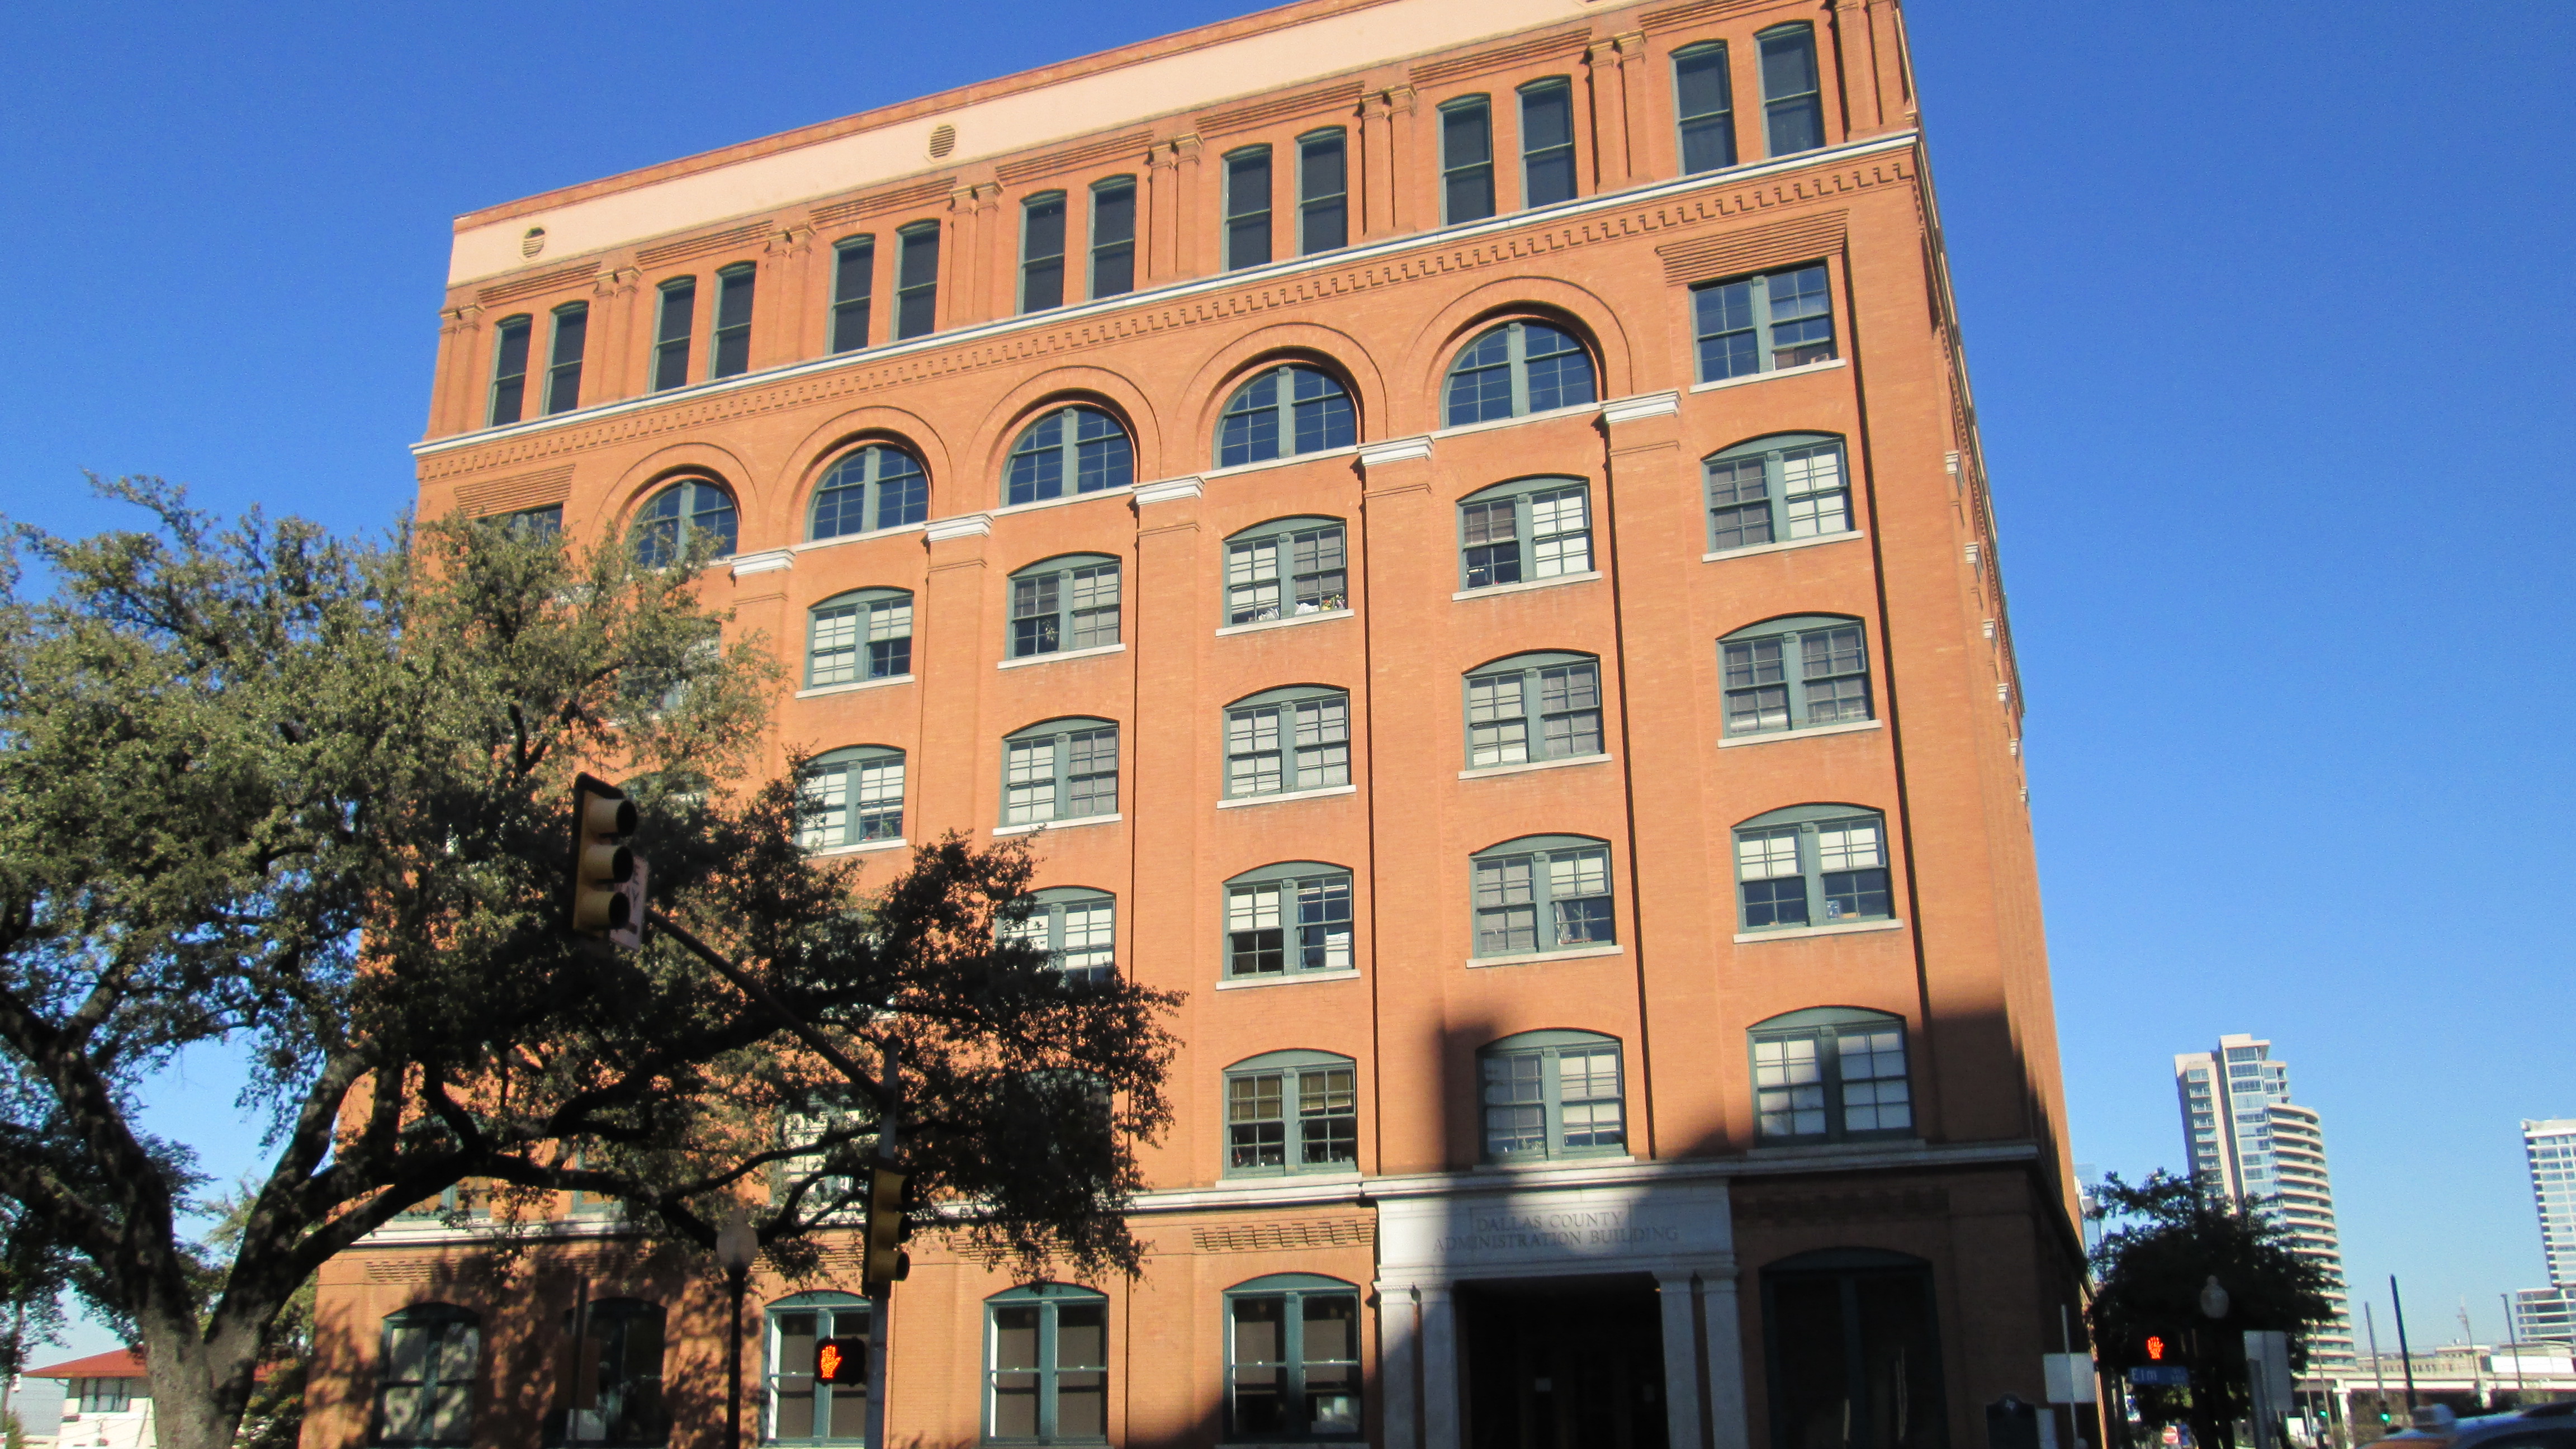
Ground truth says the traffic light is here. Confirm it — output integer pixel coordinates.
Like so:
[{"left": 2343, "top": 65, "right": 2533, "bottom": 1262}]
[
  {"left": 569, "top": 773, "right": 647, "bottom": 949},
  {"left": 815, "top": 1337, "right": 866, "bottom": 1385},
  {"left": 860, "top": 1165, "right": 912, "bottom": 1296}
]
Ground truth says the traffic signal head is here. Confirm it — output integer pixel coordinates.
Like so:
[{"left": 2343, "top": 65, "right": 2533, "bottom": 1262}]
[
  {"left": 569, "top": 774, "right": 647, "bottom": 948},
  {"left": 861, "top": 1166, "right": 912, "bottom": 1297}
]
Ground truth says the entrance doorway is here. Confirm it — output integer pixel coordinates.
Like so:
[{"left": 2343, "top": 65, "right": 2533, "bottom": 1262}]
[
  {"left": 1461, "top": 1278, "right": 1669, "bottom": 1449},
  {"left": 1759, "top": 1249, "right": 1949, "bottom": 1449}
]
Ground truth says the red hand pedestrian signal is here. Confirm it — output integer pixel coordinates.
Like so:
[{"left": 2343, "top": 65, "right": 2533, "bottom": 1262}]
[
  {"left": 2144, "top": 1335, "right": 2167, "bottom": 1362},
  {"left": 816, "top": 1337, "right": 865, "bottom": 1384},
  {"left": 817, "top": 1342, "right": 844, "bottom": 1382}
]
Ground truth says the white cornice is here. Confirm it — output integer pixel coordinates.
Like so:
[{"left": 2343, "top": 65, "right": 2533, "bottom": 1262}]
[
  {"left": 1356, "top": 437, "right": 1433, "bottom": 468},
  {"left": 1133, "top": 477, "right": 1205, "bottom": 505},
  {"left": 923, "top": 514, "right": 992, "bottom": 542}
]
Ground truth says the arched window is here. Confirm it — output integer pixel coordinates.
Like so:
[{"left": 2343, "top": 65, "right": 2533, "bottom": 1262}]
[
  {"left": 1002, "top": 887, "right": 1116, "bottom": 983},
  {"left": 1008, "top": 555, "right": 1120, "bottom": 659},
  {"left": 1442, "top": 321, "right": 1597, "bottom": 426},
  {"left": 1471, "top": 835, "right": 1614, "bottom": 960},
  {"left": 1674, "top": 41, "right": 1737, "bottom": 174},
  {"left": 558, "top": 1298, "right": 666, "bottom": 1447},
  {"left": 766, "top": 1291, "right": 871, "bottom": 1446},
  {"left": 1002, "top": 718, "right": 1120, "bottom": 827},
  {"left": 489, "top": 314, "right": 533, "bottom": 426},
  {"left": 808, "top": 588, "right": 913, "bottom": 688},
  {"left": 631, "top": 479, "right": 737, "bottom": 566},
  {"left": 1519, "top": 79, "right": 1577, "bottom": 206},
  {"left": 1758, "top": 22, "right": 1825, "bottom": 157},
  {"left": 986, "top": 1284, "right": 1110, "bottom": 1443},
  {"left": 1732, "top": 804, "right": 1893, "bottom": 932},
  {"left": 374, "top": 1303, "right": 480, "bottom": 1447},
  {"left": 1005, "top": 407, "right": 1134, "bottom": 505},
  {"left": 800, "top": 746, "right": 905, "bottom": 850},
  {"left": 1224, "top": 686, "right": 1351, "bottom": 799},
  {"left": 1720, "top": 616, "right": 1871, "bottom": 737},
  {"left": 1217, "top": 365, "right": 1356, "bottom": 468},
  {"left": 1462, "top": 651, "right": 1603, "bottom": 768},
  {"left": 1457, "top": 476, "right": 1591, "bottom": 590},
  {"left": 1224, "top": 863, "right": 1355, "bottom": 979},
  {"left": 811, "top": 444, "right": 929, "bottom": 539},
  {"left": 1223, "top": 1050, "right": 1358, "bottom": 1176},
  {"left": 1705, "top": 433, "right": 1850, "bottom": 552},
  {"left": 1480, "top": 1030, "right": 1625, "bottom": 1161},
  {"left": 1225, "top": 1274, "right": 1363, "bottom": 1440},
  {"left": 1761, "top": 1249, "right": 1945, "bottom": 1449},
  {"left": 1223, "top": 517, "right": 1348, "bottom": 626},
  {"left": 1748, "top": 1008, "right": 1912, "bottom": 1143}
]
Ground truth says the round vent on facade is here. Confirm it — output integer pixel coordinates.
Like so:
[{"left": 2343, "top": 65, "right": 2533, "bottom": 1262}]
[
  {"left": 521, "top": 226, "right": 547, "bottom": 258},
  {"left": 927, "top": 123, "right": 957, "bottom": 159}
]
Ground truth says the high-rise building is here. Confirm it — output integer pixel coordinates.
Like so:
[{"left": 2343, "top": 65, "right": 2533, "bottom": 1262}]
[
  {"left": 2508, "top": 1119, "right": 2576, "bottom": 1345},
  {"left": 2174, "top": 1035, "right": 2353, "bottom": 1365},
  {"left": 307, "top": 1, "right": 2084, "bottom": 1446}
]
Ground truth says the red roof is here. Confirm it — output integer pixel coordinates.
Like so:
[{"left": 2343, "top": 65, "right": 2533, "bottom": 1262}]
[{"left": 24, "top": 1348, "right": 146, "bottom": 1380}]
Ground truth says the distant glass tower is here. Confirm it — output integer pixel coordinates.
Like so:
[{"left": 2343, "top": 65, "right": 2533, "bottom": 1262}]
[
  {"left": 2510, "top": 1120, "right": 2576, "bottom": 1344},
  {"left": 2174, "top": 1034, "right": 2354, "bottom": 1366}
]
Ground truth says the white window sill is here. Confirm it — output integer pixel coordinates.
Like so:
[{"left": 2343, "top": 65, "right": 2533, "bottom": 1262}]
[
  {"left": 1216, "top": 608, "right": 1354, "bottom": 638},
  {"left": 1202, "top": 444, "right": 1361, "bottom": 482},
  {"left": 1703, "top": 528, "right": 1864, "bottom": 564},
  {"left": 1718, "top": 718, "right": 1882, "bottom": 749},
  {"left": 993, "top": 812, "right": 1121, "bottom": 837},
  {"left": 997, "top": 642, "right": 1125, "bottom": 670},
  {"left": 792, "top": 521, "right": 929, "bottom": 553},
  {"left": 1459, "top": 753, "right": 1612, "bottom": 781},
  {"left": 1472, "top": 1154, "right": 1636, "bottom": 1173},
  {"left": 1745, "top": 1135, "right": 1926, "bottom": 1159},
  {"left": 1467, "top": 943, "right": 1623, "bottom": 969},
  {"left": 1429, "top": 400, "right": 1603, "bottom": 441},
  {"left": 1733, "top": 917, "right": 1906, "bottom": 944},
  {"left": 1452, "top": 570, "right": 1601, "bottom": 602},
  {"left": 1214, "top": 967, "right": 1361, "bottom": 991},
  {"left": 795, "top": 674, "right": 915, "bottom": 699},
  {"left": 1688, "top": 357, "right": 1847, "bottom": 395},
  {"left": 808, "top": 837, "right": 909, "bottom": 858},
  {"left": 1216, "top": 783, "right": 1357, "bottom": 810},
  {"left": 988, "top": 484, "right": 1134, "bottom": 519},
  {"left": 1218, "top": 1169, "right": 1363, "bottom": 1185}
]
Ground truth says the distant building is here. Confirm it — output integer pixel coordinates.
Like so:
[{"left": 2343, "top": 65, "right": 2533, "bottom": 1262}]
[
  {"left": 23, "top": 1349, "right": 152, "bottom": 1449},
  {"left": 2526, "top": 1120, "right": 2576, "bottom": 1287},
  {"left": 2175, "top": 1034, "right": 2354, "bottom": 1365},
  {"left": 2512, "top": 1286, "right": 2576, "bottom": 1346}
]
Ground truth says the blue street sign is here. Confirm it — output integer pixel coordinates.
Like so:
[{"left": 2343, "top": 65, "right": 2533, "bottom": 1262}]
[{"left": 2129, "top": 1366, "right": 2190, "bottom": 1387}]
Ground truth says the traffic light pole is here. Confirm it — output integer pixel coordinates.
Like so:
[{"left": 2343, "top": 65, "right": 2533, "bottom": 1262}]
[{"left": 865, "top": 1050, "right": 898, "bottom": 1449}]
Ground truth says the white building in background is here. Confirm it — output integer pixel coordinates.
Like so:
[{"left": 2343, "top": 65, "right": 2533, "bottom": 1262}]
[
  {"left": 2508, "top": 1119, "right": 2576, "bottom": 1346},
  {"left": 23, "top": 1349, "right": 152, "bottom": 1449},
  {"left": 2175, "top": 1034, "right": 2354, "bottom": 1365}
]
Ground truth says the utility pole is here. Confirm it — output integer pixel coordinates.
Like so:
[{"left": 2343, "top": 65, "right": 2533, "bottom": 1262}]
[
  {"left": 2390, "top": 1277, "right": 2418, "bottom": 1414},
  {"left": 2501, "top": 1293, "right": 2527, "bottom": 1407},
  {"left": 2365, "top": 1303, "right": 2388, "bottom": 1429}
]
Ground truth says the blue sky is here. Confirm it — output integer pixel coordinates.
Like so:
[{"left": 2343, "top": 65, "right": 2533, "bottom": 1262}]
[{"left": 4, "top": 0, "right": 2572, "bottom": 1368}]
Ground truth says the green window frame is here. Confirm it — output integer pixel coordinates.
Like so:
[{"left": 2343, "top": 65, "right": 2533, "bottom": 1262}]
[
  {"left": 799, "top": 746, "right": 905, "bottom": 850},
  {"left": 489, "top": 314, "right": 532, "bottom": 426},
  {"left": 1223, "top": 517, "right": 1348, "bottom": 625},
  {"left": 374, "top": 1304, "right": 480, "bottom": 1447},
  {"left": 1441, "top": 321, "right": 1598, "bottom": 426},
  {"left": 557, "top": 1298, "right": 667, "bottom": 1447},
  {"left": 1704, "top": 433, "right": 1852, "bottom": 550},
  {"left": 544, "top": 302, "right": 588, "bottom": 415},
  {"left": 1297, "top": 130, "right": 1348, "bottom": 255},
  {"left": 1439, "top": 95, "right": 1494, "bottom": 224},
  {"left": 1002, "top": 887, "right": 1117, "bottom": 984},
  {"left": 1758, "top": 22, "right": 1825, "bottom": 157},
  {"left": 1224, "top": 145, "right": 1273, "bottom": 271},
  {"left": 984, "top": 1284, "right": 1110, "bottom": 1444},
  {"left": 650, "top": 277, "right": 695, "bottom": 392},
  {"left": 1002, "top": 718, "right": 1120, "bottom": 826},
  {"left": 1224, "top": 863, "right": 1355, "bottom": 979},
  {"left": 829, "top": 235, "right": 874, "bottom": 354},
  {"left": 1519, "top": 78, "right": 1577, "bottom": 207},
  {"left": 808, "top": 588, "right": 914, "bottom": 687},
  {"left": 711, "top": 263, "right": 756, "bottom": 379},
  {"left": 1471, "top": 835, "right": 1614, "bottom": 958},
  {"left": 1734, "top": 804, "right": 1893, "bottom": 932},
  {"left": 504, "top": 505, "right": 563, "bottom": 538},
  {"left": 1224, "top": 686, "right": 1351, "bottom": 798},
  {"left": 1692, "top": 264, "right": 1834, "bottom": 382},
  {"left": 1720, "top": 615, "right": 1871, "bottom": 736},
  {"left": 1090, "top": 178, "right": 1137, "bottom": 299},
  {"left": 1224, "top": 1274, "right": 1364, "bottom": 1441},
  {"left": 1479, "top": 1030, "right": 1626, "bottom": 1161},
  {"left": 398, "top": 1182, "right": 487, "bottom": 1220},
  {"left": 1749, "top": 1007, "right": 1912, "bottom": 1142},
  {"left": 1021, "top": 191, "right": 1068, "bottom": 313},
  {"left": 1009, "top": 554, "right": 1120, "bottom": 659},
  {"left": 765, "top": 1292, "right": 870, "bottom": 1446},
  {"left": 631, "top": 477, "right": 737, "bottom": 566},
  {"left": 1224, "top": 1050, "right": 1358, "bottom": 1176},
  {"left": 811, "top": 443, "right": 930, "bottom": 539},
  {"left": 1674, "top": 41, "right": 1736, "bottom": 174},
  {"left": 1215, "top": 364, "right": 1356, "bottom": 468},
  {"left": 895, "top": 222, "right": 939, "bottom": 340},
  {"left": 1005, "top": 406, "right": 1134, "bottom": 505},
  {"left": 1462, "top": 651, "right": 1603, "bottom": 768},
  {"left": 1457, "top": 476, "right": 1592, "bottom": 590}
]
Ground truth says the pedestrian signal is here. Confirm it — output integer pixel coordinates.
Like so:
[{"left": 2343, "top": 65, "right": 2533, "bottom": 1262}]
[
  {"left": 2144, "top": 1335, "right": 2166, "bottom": 1362},
  {"left": 816, "top": 1338, "right": 865, "bottom": 1384}
]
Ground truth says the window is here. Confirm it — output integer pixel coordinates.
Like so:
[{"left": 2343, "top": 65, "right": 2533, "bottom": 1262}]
[
  {"left": 1472, "top": 835, "right": 1614, "bottom": 959},
  {"left": 1224, "top": 146, "right": 1273, "bottom": 271},
  {"left": 766, "top": 1293, "right": 870, "bottom": 1446},
  {"left": 1749, "top": 1008, "right": 1912, "bottom": 1142},
  {"left": 1224, "top": 1050, "right": 1358, "bottom": 1175},
  {"left": 1704, "top": 434, "right": 1852, "bottom": 550},
  {"left": 1442, "top": 320, "right": 1597, "bottom": 425},
  {"left": 1021, "top": 192, "right": 1067, "bottom": 313},
  {"left": 811, "top": 443, "right": 930, "bottom": 539},
  {"left": 808, "top": 589, "right": 913, "bottom": 686},
  {"left": 1440, "top": 96, "right": 1495, "bottom": 224},
  {"left": 1674, "top": 42, "right": 1737, "bottom": 173},
  {"left": 73, "top": 1377, "right": 136, "bottom": 1416},
  {"left": 1758, "top": 23, "right": 1825, "bottom": 157},
  {"left": 1089, "top": 179, "right": 1136, "bottom": 299},
  {"left": 1224, "top": 864, "right": 1355, "bottom": 979},
  {"left": 1721, "top": 616, "right": 1871, "bottom": 736},
  {"left": 986, "top": 1285, "right": 1108, "bottom": 1443},
  {"left": 1008, "top": 555, "right": 1121, "bottom": 659},
  {"left": 1002, "top": 888, "right": 1116, "bottom": 984},
  {"left": 896, "top": 223, "right": 939, "bottom": 339},
  {"left": 1462, "top": 652, "right": 1603, "bottom": 768},
  {"left": 651, "top": 278, "right": 695, "bottom": 391},
  {"left": 555, "top": 1299, "right": 665, "bottom": 1447},
  {"left": 1693, "top": 264, "right": 1834, "bottom": 381},
  {"left": 1456, "top": 477, "right": 1591, "bottom": 589},
  {"left": 1519, "top": 80, "right": 1576, "bottom": 207},
  {"left": 1223, "top": 518, "right": 1348, "bottom": 625},
  {"left": 1002, "top": 718, "right": 1119, "bottom": 826},
  {"left": 1216, "top": 365, "right": 1356, "bottom": 468},
  {"left": 1298, "top": 131, "right": 1347, "bottom": 255},
  {"left": 711, "top": 263, "right": 755, "bottom": 378},
  {"left": 1734, "top": 804, "right": 1893, "bottom": 931},
  {"left": 1005, "top": 406, "right": 1134, "bottom": 504},
  {"left": 537, "top": 304, "right": 588, "bottom": 416},
  {"left": 829, "top": 236, "right": 874, "bottom": 353},
  {"left": 1224, "top": 687, "right": 1351, "bottom": 798},
  {"left": 1225, "top": 1275, "right": 1362, "bottom": 1440},
  {"left": 801, "top": 747, "right": 906, "bottom": 849},
  {"left": 631, "top": 478, "right": 737, "bottom": 566},
  {"left": 373, "top": 1306, "right": 479, "bottom": 1447},
  {"left": 1761, "top": 1249, "right": 1946, "bottom": 1449},
  {"left": 489, "top": 315, "right": 532, "bottom": 425},
  {"left": 506, "top": 505, "right": 564, "bottom": 538},
  {"left": 1480, "top": 1030, "right": 1625, "bottom": 1161}
]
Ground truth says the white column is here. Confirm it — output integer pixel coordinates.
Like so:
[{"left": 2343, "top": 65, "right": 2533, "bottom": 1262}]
[
  {"left": 1702, "top": 1270, "right": 1752, "bottom": 1449},
  {"left": 1658, "top": 1272, "right": 1706, "bottom": 1449},
  {"left": 1381, "top": 1284, "right": 1419, "bottom": 1449},
  {"left": 1420, "top": 1285, "right": 1461, "bottom": 1449}
]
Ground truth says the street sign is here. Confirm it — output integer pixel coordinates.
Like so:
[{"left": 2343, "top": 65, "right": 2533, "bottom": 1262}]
[
  {"left": 2129, "top": 1366, "right": 2189, "bottom": 1387},
  {"left": 2044, "top": 1352, "right": 2099, "bottom": 1403}
]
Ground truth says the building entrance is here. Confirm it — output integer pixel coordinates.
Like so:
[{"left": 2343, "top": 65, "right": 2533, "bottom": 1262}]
[{"left": 1461, "top": 1279, "right": 1669, "bottom": 1449}]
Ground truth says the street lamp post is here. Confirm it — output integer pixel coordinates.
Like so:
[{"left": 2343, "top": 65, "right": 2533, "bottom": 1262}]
[{"left": 716, "top": 1210, "right": 760, "bottom": 1449}]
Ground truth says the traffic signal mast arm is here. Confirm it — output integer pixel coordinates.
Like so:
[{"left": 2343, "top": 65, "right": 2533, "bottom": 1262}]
[{"left": 645, "top": 907, "right": 890, "bottom": 1111}]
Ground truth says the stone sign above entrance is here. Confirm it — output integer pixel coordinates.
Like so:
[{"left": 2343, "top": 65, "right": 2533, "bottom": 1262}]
[{"left": 1377, "top": 1175, "right": 1737, "bottom": 1284}]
